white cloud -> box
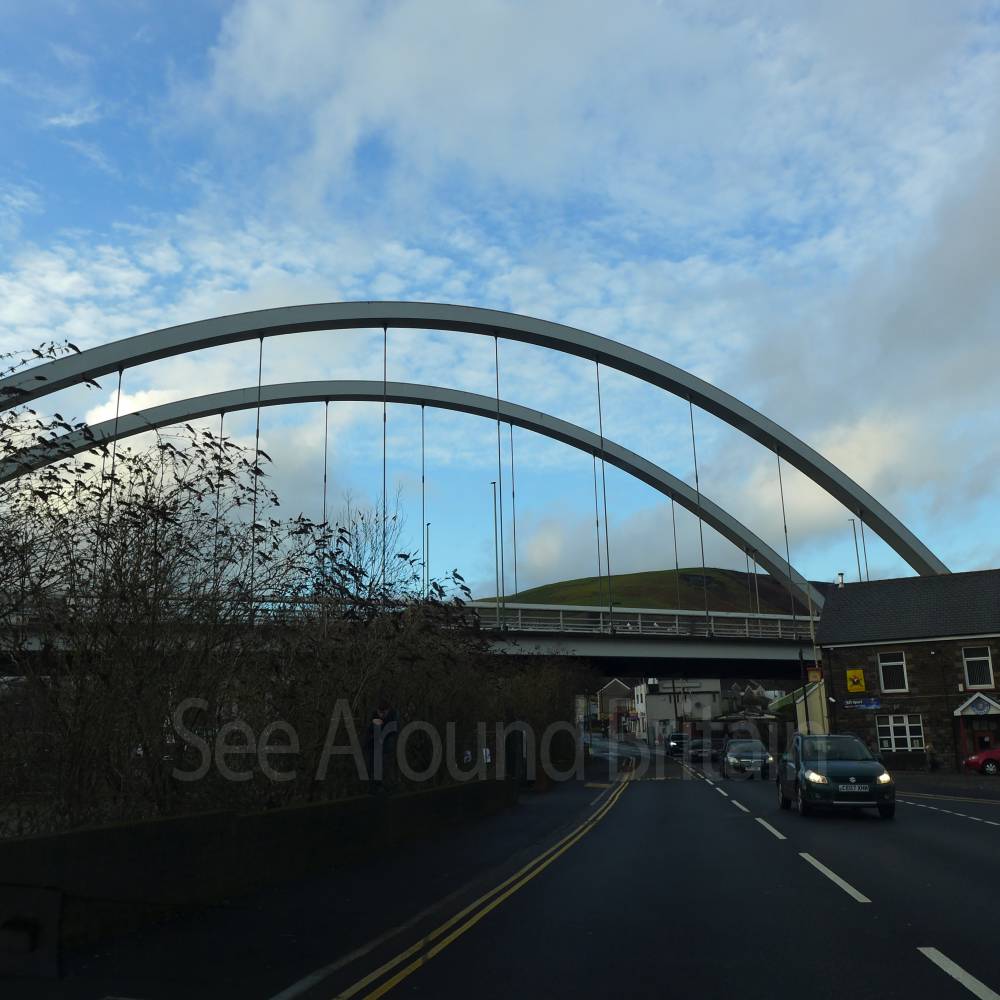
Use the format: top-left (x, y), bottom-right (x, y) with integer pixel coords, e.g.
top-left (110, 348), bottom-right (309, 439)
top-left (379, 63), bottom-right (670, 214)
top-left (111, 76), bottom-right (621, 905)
top-left (44, 102), bottom-right (101, 128)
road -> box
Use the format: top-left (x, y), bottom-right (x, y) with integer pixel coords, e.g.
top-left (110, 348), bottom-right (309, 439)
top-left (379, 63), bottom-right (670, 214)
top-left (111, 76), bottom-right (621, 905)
top-left (10, 740), bottom-right (1000, 999)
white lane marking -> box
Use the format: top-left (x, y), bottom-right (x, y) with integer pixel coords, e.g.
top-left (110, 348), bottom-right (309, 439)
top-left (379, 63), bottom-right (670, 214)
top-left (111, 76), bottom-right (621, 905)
top-left (799, 853), bottom-right (871, 904)
top-left (705, 779), bottom-right (715, 786)
top-left (756, 818), bottom-right (787, 840)
top-left (731, 800), bottom-right (750, 813)
top-left (968, 816), bottom-right (984, 822)
top-left (715, 787), bottom-right (729, 797)
top-left (986, 821), bottom-right (1000, 827)
top-left (918, 947), bottom-right (1000, 999)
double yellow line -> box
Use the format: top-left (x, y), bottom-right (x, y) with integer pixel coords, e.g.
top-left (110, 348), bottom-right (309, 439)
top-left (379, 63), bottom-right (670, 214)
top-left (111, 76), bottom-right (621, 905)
top-left (334, 776), bottom-right (632, 999)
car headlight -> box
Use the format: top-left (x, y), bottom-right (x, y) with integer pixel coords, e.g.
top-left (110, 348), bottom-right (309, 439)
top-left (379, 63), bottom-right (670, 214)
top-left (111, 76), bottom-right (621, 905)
top-left (804, 769), bottom-right (828, 785)
top-left (727, 755), bottom-right (739, 765)
top-left (877, 771), bottom-right (893, 784)
top-left (767, 754), bottom-right (775, 763)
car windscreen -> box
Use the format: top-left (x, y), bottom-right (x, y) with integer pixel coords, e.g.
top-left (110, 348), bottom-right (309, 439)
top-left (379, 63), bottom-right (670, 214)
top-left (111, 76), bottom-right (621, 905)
top-left (801, 737), bottom-right (873, 761)
top-left (727, 741), bottom-right (766, 753)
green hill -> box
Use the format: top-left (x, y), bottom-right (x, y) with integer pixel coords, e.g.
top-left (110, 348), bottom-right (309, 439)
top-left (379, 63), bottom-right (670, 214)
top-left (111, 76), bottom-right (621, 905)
top-left (481, 567), bottom-right (818, 615)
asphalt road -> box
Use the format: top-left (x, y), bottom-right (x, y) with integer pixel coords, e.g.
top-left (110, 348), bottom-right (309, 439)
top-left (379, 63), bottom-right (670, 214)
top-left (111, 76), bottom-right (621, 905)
top-left (8, 741), bottom-right (1000, 999)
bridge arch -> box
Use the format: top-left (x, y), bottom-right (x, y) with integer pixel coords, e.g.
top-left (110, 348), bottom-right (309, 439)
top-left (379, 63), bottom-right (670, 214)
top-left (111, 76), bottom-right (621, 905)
top-left (0, 301), bottom-right (948, 577)
top-left (0, 379), bottom-right (826, 610)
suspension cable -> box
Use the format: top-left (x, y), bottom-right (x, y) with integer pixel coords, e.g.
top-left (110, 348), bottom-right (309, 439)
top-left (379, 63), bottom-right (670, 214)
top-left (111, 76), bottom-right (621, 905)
top-left (848, 517), bottom-right (862, 581)
top-left (250, 337), bottom-right (263, 622)
top-left (213, 410), bottom-right (225, 588)
top-left (745, 549), bottom-right (753, 635)
top-left (592, 453), bottom-right (603, 600)
top-left (107, 367), bottom-right (123, 519)
top-left (688, 398), bottom-right (710, 628)
top-left (421, 404), bottom-right (426, 598)
top-left (322, 400), bottom-right (330, 531)
top-left (670, 496), bottom-right (681, 631)
top-left (509, 423), bottom-right (519, 598)
top-left (322, 400), bottom-right (330, 593)
top-left (776, 448), bottom-right (809, 730)
top-left (382, 326), bottom-right (387, 597)
top-left (595, 361), bottom-right (613, 627)
top-left (752, 550), bottom-right (762, 634)
top-left (494, 338), bottom-right (506, 610)
top-left (859, 513), bottom-right (871, 581)
top-left (775, 449), bottom-right (798, 626)
top-left (101, 367), bottom-right (124, 579)
top-left (491, 480), bottom-right (500, 627)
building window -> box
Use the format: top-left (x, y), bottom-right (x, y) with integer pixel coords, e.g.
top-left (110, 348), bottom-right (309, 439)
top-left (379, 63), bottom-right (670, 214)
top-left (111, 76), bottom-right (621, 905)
top-left (878, 651), bottom-right (908, 693)
top-left (963, 647), bottom-right (994, 689)
top-left (876, 714), bottom-right (924, 751)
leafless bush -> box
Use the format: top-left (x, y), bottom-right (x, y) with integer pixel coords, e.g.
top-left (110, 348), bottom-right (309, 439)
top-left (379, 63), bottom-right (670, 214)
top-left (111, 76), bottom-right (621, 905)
top-left (0, 346), bottom-right (595, 837)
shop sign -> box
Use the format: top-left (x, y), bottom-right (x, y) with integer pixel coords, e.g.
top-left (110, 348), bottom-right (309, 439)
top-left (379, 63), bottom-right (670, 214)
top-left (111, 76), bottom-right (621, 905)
top-left (846, 669), bottom-right (866, 693)
top-left (844, 697), bottom-right (881, 710)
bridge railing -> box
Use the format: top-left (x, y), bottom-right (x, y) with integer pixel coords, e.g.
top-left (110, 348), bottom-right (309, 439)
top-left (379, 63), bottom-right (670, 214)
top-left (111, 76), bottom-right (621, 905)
top-left (465, 602), bottom-right (818, 642)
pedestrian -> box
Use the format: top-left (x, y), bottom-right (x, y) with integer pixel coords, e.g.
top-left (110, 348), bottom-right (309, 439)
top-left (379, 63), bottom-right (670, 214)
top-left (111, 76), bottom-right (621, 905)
top-left (926, 741), bottom-right (939, 772)
top-left (366, 696), bottom-right (399, 794)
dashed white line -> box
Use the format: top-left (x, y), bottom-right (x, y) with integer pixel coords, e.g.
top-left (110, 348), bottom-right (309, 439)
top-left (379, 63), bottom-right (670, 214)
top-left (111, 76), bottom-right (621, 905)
top-left (918, 947), bottom-right (1000, 999)
top-left (985, 821), bottom-right (1000, 827)
top-left (755, 818), bottom-right (787, 840)
top-left (715, 787), bottom-right (729, 797)
top-left (705, 779), bottom-right (715, 786)
top-left (799, 853), bottom-right (871, 903)
top-left (731, 800), bottom-right (750, 814)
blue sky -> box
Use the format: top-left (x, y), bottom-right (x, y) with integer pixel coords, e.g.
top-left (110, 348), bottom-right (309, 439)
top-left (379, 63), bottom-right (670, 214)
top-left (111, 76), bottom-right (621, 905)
top-left (3, 0), bottom-right (1000, 599)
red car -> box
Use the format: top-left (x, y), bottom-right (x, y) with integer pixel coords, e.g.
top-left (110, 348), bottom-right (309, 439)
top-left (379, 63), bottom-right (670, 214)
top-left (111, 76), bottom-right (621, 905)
top-left (964, 749), bottom-right (1000, 775)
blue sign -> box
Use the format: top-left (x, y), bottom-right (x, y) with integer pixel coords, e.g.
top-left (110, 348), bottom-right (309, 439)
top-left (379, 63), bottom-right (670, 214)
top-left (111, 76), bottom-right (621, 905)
top-left (844, 697), bottom-right (881, 710)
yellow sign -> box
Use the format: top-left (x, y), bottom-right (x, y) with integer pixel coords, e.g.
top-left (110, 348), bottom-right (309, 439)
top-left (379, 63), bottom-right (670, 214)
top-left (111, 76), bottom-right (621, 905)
top-left (846, 669), bottom-right (866, 693)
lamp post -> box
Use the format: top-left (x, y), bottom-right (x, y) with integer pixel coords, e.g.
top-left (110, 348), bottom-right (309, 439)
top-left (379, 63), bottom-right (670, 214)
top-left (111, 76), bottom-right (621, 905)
top-left (424, 521), bottom-right (430, 598)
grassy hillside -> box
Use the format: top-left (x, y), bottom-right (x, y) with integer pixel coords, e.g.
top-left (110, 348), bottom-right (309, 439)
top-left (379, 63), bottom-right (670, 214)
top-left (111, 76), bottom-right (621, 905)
top-left (480, 567), bottom-right (818, 615)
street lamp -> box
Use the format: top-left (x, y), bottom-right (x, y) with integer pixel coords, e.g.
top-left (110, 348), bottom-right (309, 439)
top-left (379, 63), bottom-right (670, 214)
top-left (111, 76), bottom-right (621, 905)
top-left (424, 521), bottom-right (431, 598)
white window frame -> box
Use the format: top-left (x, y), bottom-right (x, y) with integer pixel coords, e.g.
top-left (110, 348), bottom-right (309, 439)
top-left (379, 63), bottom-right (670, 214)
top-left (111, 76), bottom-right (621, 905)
top-left (962, 646), bottom-right (995, 690)
top-left (876, 713), bottom-right (924, 752)
top-left (878, 651), bottom-right (909, 693)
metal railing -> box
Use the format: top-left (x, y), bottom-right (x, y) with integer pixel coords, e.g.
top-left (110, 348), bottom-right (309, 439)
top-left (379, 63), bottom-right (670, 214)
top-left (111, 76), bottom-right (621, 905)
top-left (465, 602), bottom-right (817, 641)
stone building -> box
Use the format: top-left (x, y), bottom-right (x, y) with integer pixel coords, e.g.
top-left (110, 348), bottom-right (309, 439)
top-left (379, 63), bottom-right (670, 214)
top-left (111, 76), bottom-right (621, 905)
top-left (817, 568), bottom-right (1000, 772)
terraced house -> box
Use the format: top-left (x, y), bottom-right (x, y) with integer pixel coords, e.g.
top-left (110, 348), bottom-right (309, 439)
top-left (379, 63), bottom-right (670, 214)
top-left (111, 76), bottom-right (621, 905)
top-left (817, 569), bottom-right (1000, 772)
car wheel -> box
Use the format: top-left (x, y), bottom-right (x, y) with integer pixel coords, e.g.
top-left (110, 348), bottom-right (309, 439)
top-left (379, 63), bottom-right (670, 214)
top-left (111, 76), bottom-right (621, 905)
top-left (878, 803), bottom-right (895, 820)
top-left (983, 760), bottom-right (999, 776)
top-left (796, 783), bottom-right (812, 817)
top-left (778, 780), bottom-right (791, 810)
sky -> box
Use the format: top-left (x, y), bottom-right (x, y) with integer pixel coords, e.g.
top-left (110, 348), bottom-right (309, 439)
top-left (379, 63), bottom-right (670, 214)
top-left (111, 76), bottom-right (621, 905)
top-left (2, 0), bottom-right (1000, 601)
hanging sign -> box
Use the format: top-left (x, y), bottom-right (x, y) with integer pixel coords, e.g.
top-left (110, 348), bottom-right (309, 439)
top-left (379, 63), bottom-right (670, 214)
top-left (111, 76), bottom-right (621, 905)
top-left (846, 669), bottom-right (866, 693)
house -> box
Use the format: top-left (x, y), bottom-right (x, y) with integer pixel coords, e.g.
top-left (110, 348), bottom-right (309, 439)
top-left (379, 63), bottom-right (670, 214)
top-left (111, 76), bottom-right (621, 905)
top-left (633, 678), bottom-right (723, 744)
top-left (817, 568), bottom-right (1000, 771)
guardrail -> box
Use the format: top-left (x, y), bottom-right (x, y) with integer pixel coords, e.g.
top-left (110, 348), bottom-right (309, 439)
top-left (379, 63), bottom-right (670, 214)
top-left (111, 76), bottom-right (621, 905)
top-left (465, 602), bottom-right (818, 641)
top-left (1, 596), bottom-right (819, 642)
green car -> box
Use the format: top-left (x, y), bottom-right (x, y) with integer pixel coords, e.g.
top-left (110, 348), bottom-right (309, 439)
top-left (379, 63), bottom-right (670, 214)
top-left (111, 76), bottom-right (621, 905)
top-left (776, 734), bottom-right (895, 820)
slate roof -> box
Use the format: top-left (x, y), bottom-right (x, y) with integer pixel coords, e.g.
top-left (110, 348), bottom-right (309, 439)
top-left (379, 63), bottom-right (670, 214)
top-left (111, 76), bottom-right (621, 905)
top-left (816, 569), bottom-right (1000, 646)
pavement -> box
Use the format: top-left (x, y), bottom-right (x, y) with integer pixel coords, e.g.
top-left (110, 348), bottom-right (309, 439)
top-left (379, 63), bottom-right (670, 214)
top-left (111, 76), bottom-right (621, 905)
top-left (6, 738), bottom-right (1000, 999)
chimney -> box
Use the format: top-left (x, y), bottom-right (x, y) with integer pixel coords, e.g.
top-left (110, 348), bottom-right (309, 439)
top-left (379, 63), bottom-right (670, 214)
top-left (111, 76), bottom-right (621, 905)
top-left (837, 572), bottom-right (845, 588)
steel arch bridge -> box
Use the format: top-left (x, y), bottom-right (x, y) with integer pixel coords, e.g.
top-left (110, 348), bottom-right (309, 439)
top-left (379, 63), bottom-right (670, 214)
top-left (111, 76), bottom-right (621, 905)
top-left (0, 301), bottom-right (949, 608)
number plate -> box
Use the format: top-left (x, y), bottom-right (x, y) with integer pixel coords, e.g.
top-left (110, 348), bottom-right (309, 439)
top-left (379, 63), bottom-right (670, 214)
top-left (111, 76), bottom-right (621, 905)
top-left (837, 784), bottom-right (870, 792)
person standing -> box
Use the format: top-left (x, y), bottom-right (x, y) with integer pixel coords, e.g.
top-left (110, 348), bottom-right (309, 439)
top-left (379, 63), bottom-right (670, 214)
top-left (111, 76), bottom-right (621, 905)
top-left (366, 697), bottom-right (399, 794)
